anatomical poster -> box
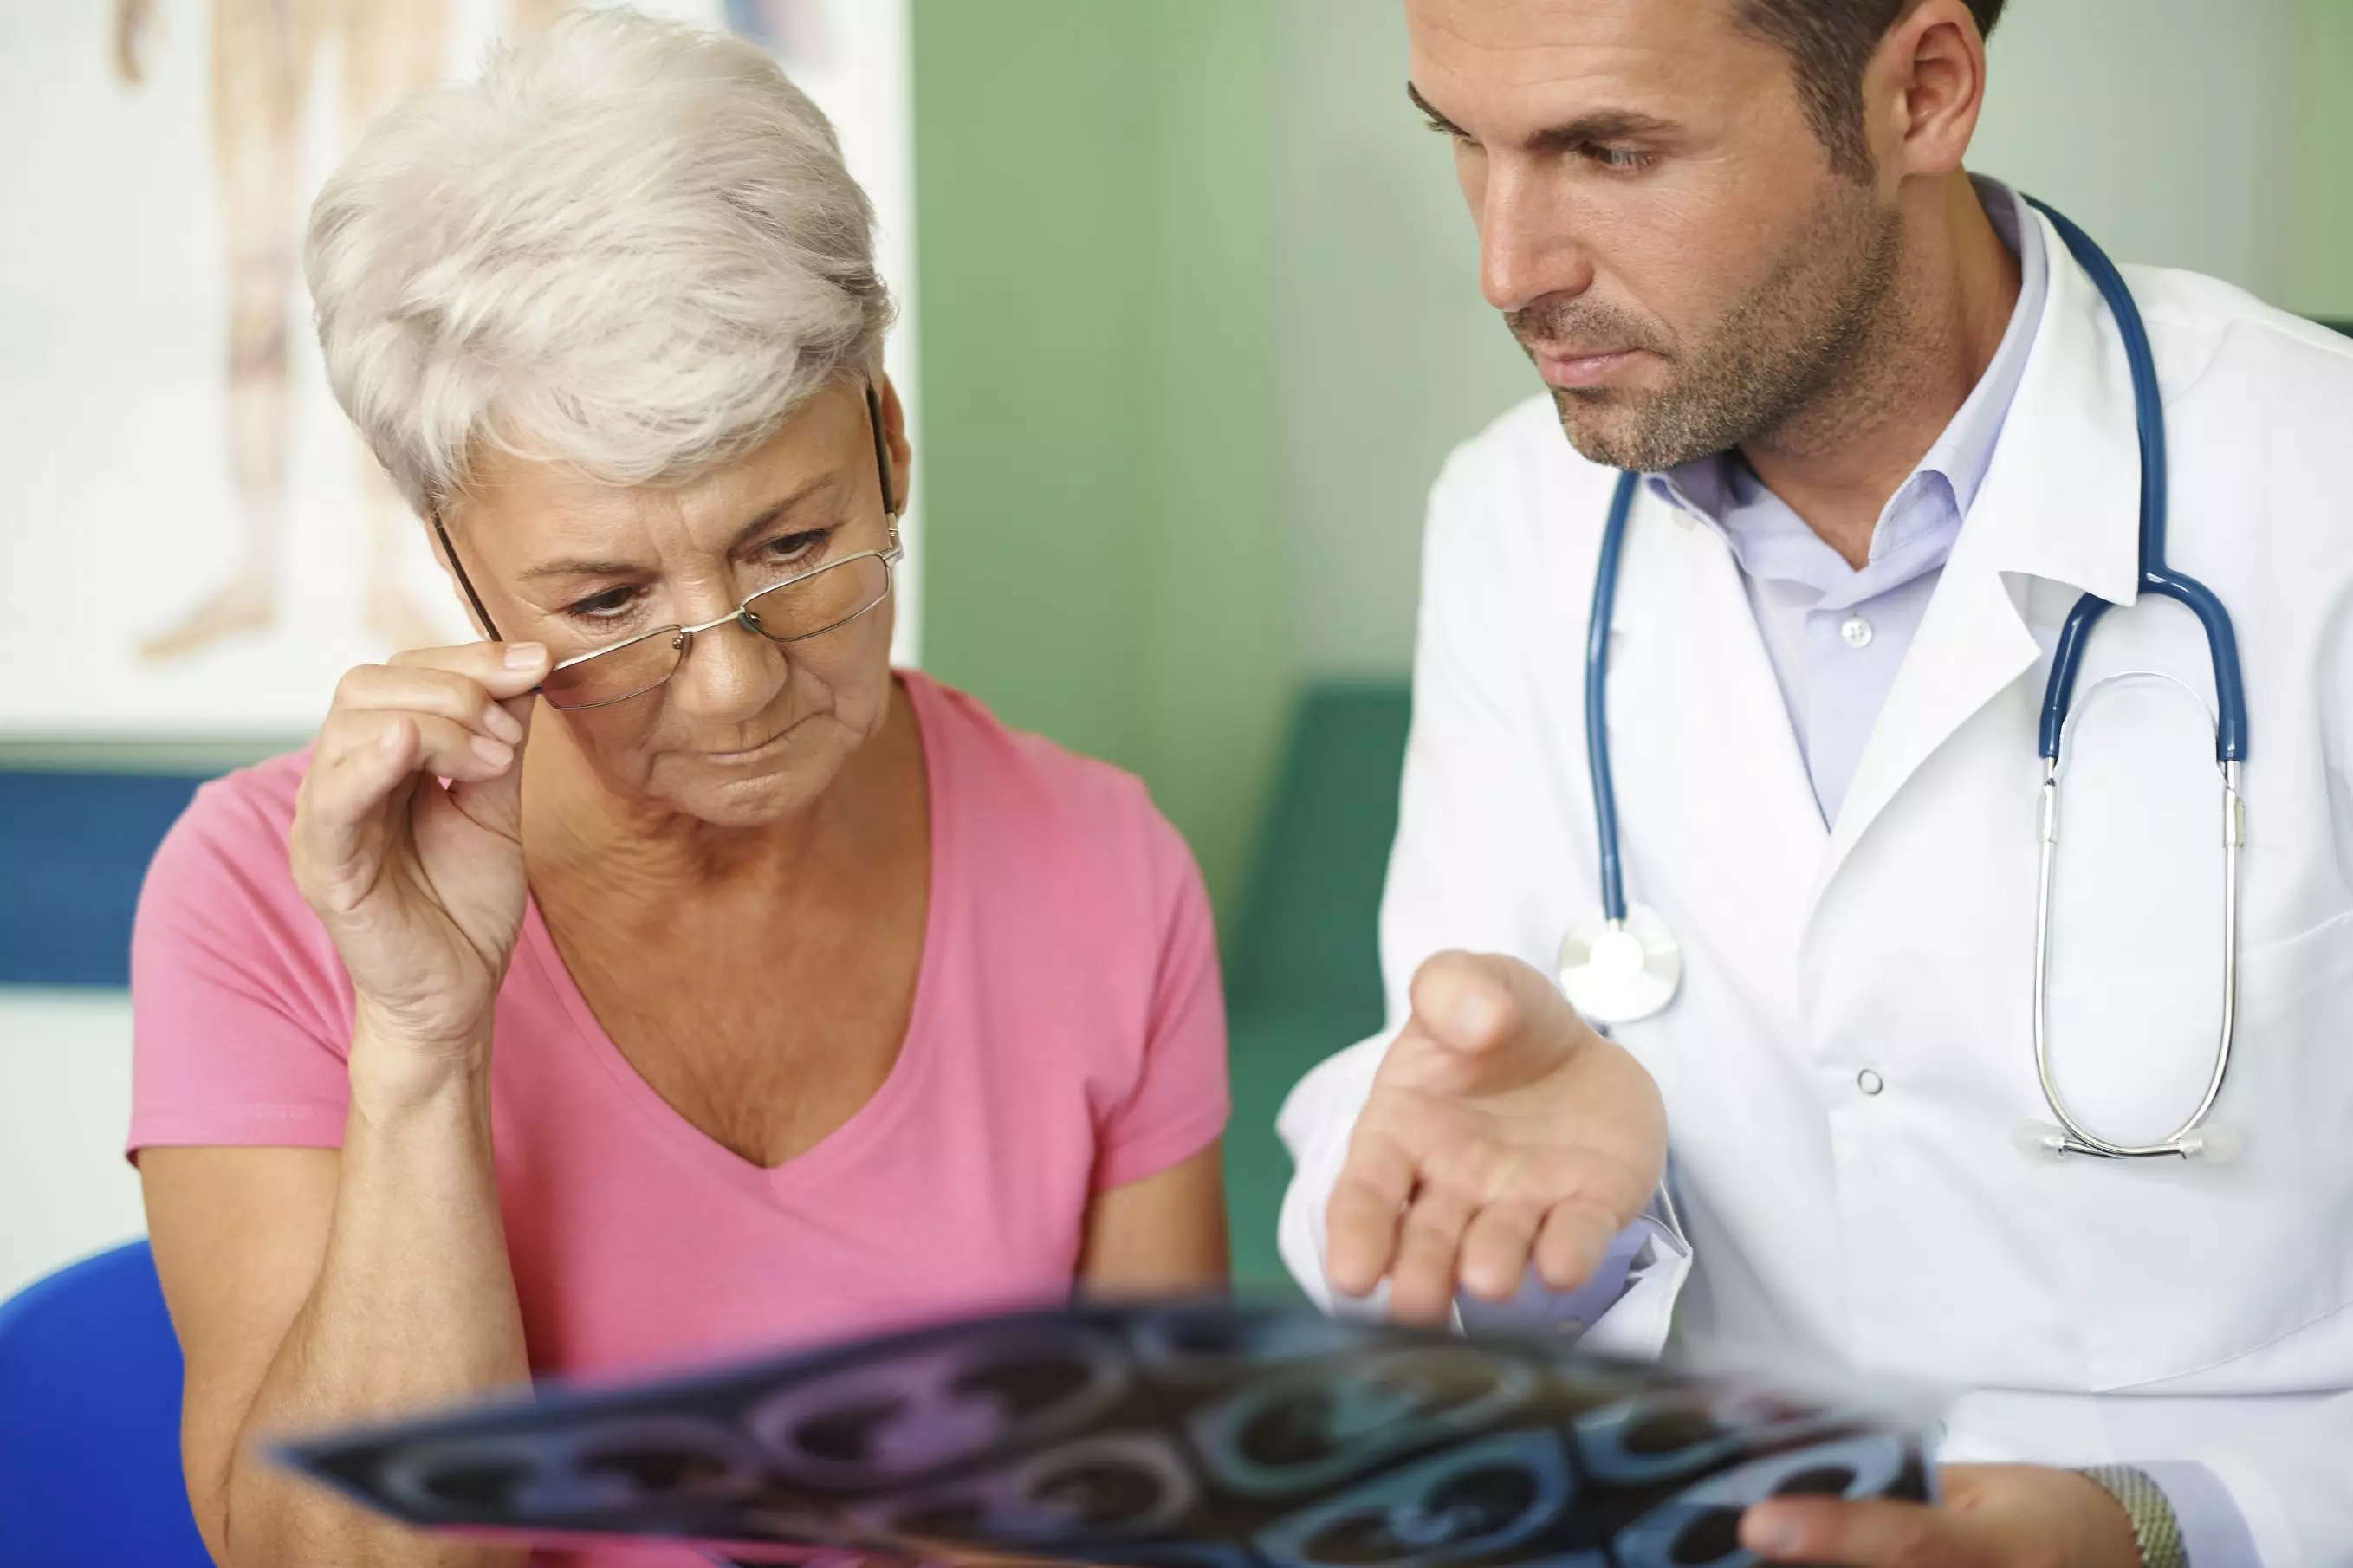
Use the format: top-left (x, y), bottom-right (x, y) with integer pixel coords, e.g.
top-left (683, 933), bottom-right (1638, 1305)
top-left (0, 0), bottom-right (915, 739)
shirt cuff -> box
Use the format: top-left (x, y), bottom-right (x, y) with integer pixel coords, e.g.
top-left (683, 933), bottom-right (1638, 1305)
top-left (2136, 1461), bottom-right (2262, 1568)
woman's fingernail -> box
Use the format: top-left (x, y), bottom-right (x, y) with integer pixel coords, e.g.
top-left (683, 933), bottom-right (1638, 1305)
top-left (484, 705), bottom-right (525, 744)
top-left (504, 641), bottom-right (548, 670)
top-left (472, 735), bottom-right (515, 768)
top-left (1740, 1506), bottom-right (1804, 1557)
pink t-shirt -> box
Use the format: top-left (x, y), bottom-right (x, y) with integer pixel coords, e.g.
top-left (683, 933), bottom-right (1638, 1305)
top-left (129, 671), bottom-right (1228, 1565)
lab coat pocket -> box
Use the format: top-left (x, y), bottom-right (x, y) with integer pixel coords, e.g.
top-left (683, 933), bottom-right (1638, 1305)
top-left (2067, 906), bottom-right (2353, 1394)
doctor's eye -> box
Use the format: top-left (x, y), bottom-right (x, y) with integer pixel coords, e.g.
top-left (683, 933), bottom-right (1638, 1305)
top-left (1581, 143), bottom-right (1656, 173)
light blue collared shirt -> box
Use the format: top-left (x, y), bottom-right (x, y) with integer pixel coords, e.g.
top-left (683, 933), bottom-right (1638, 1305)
top-left (1648, 177), bottom-right (2044, 826)
top-left (1605, 180), bottom-right (2256, 1561)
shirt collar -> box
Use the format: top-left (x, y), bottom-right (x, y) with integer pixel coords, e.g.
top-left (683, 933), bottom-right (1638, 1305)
top-left (1647, 177), bottom-right (2050, 562)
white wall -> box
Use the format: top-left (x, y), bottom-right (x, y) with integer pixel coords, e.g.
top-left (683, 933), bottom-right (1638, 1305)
top-left (1274, 0), bottom-right (2317, 678)
top-left (0, 992), bottom-right (146, 1304)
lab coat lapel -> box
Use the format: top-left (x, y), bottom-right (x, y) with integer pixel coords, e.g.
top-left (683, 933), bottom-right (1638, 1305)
top-left (1813, 204), bottom-right (2144, 904)
top-left (1611, 484), bottom-right (1826, 949)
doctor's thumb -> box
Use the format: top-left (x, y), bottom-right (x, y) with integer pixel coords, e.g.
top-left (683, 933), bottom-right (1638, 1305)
top-left (1409, 951), bottom-right (1568, 1059)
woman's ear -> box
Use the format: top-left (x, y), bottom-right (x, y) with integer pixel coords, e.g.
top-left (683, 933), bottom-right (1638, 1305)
top-left (874, 373), bottom-right (913, 516)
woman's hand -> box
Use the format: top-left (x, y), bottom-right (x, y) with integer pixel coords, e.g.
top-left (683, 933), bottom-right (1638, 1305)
top-left (292, 642), bottom-right (553, 1081)
top-left (1740, 1464), bottom-right (2144, 1567)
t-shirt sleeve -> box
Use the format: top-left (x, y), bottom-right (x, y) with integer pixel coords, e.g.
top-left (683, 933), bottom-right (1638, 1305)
top-left (1092, 808), bottom-right (1231, 1191)
top-left (127, 767), bottom-right (355, 1158)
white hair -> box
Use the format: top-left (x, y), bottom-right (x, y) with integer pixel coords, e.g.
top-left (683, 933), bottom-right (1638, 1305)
top-left (305, 6), bottom-right (893, 515)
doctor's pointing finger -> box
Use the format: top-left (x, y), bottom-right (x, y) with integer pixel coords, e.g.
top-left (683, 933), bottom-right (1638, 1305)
top-left (1279, 0), bottom-right (2353, 1563)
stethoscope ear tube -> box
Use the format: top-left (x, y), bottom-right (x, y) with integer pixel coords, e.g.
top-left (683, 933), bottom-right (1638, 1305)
top-left (2026, 196), bottom-right (2249, 768)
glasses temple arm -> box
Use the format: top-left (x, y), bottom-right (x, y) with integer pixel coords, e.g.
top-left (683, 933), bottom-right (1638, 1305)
top-left (431, 510), bottom-right (506, 643)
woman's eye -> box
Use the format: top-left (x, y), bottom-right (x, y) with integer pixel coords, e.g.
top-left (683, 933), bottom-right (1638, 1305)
top-left (762, 529), bottom-right (832, 567)
top-left (564, 586), bottom-right (639, 621)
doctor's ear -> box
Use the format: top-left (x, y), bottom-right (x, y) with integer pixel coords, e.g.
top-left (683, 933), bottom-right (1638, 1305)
top-left (1863, 0), bottom-right (1991, 185)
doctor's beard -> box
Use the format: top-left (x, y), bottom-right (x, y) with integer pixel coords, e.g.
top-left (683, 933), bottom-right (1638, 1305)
top-left (1512, 178), bottom-right (1904, 476)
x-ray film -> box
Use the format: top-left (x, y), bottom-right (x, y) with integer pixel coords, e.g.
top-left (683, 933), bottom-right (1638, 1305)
top-left (275, 1299), bottom-right (1936, 1568)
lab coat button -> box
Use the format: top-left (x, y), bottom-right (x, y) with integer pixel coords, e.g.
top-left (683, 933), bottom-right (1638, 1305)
top-left (1840, 614), bottom-right (1876, 649)
top-left (1857, 1068), bottom-right (1885, 1096)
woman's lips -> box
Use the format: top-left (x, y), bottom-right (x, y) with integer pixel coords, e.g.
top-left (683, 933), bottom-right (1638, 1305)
top-left (1534, 347), bottom-right (1644, 388)
top-left (697, 727), bottom-right (796, 763)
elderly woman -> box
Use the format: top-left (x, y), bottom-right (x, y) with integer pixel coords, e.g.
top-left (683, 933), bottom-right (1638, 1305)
top-left (127, 14), bottom-right (1229, 1566)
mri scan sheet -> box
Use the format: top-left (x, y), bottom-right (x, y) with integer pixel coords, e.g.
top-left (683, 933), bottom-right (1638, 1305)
top-left (275, 1299), bottom-right (1937, 1568)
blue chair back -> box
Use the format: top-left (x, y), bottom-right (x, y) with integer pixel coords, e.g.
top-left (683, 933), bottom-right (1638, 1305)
top-left (0, 1241), bottom-right (211, 1568)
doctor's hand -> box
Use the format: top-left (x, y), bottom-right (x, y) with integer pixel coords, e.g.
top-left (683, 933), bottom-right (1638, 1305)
top-left (1324, 950), bottom-right (1667, 1323)
top-left (1741, 1464), bottom-right (2142, 1568)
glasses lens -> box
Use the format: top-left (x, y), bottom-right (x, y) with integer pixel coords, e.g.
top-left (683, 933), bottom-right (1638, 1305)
top-left (742, 554), bottom-right (891, 644)
top-left (540, 630), bottom-right (684, 710)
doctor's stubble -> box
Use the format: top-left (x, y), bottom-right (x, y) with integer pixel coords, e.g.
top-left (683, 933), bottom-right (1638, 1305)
top-left (1511, 169), bottom-right (1908, 476)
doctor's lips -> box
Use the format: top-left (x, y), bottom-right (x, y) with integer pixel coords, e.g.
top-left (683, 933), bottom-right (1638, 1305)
top-left (1509, 325), bottom-right (1661, 388)
top-left (1507, 302), bottom-right (1665, 389)
top-left (1533, 347), bottom-right (1650, 388)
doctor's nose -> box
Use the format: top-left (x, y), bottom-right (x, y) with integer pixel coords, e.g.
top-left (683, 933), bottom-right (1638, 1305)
top-left (1477, 166), bottom-right (1594, 314)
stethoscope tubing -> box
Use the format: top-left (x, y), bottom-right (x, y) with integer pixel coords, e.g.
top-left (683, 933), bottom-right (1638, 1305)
top-left (1580, 199), bottom-right (2249, 1159)
top-left (1586, 471), bottom-right (1643, 928)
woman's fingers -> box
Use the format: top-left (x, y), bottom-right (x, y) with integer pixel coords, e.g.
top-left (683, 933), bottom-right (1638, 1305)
top-left (386, 639), bottom-right (550, 701)
top-left (319, 705), bottom-right (514, 787)
top-left (332, 658), bottom-right (545, 746)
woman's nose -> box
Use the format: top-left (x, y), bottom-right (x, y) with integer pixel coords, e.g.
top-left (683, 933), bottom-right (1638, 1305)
top-left (667, 613), bottom-right (788, 719)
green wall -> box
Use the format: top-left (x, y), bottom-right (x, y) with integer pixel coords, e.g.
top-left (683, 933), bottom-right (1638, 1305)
top-left (911, 3), bottom-right (1293, 919)
top-left (2291, 0), bottom-right (2353, 319)
top-left (913, 1), bottom-right (2353, 914)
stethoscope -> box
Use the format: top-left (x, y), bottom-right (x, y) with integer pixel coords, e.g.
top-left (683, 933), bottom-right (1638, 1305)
top-left (1559, 199), bottom-right (2251, 1163)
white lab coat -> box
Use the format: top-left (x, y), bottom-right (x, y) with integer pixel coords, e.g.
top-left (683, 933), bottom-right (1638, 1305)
top-left (1277, 205), bottom-right (2353, 1565)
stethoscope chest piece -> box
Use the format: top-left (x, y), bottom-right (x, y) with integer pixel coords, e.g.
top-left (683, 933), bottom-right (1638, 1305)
top-left (1559, 903), bottom-right (1682, 1027)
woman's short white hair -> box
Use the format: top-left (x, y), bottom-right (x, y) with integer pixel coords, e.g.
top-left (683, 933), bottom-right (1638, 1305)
top-left (306, 6), bottom-right (892, 516)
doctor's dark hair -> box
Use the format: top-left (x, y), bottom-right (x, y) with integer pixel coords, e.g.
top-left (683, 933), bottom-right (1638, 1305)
top-left (1737, 0), bottom-right (2007, 179)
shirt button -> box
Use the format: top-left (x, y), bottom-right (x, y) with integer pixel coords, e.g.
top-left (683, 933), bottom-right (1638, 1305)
top-left (1857, 1068), bottom-right (1886, 1097)
top-left (1839, 614), bottom-right (1876, 649)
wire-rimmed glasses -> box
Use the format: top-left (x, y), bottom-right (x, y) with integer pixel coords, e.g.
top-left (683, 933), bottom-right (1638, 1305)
top-left (430, 383), bottom-right (903, 712)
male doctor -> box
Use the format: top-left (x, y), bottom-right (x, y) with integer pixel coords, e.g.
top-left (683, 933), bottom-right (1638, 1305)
top-left (1276, 1), bottom-right (2353, 1565)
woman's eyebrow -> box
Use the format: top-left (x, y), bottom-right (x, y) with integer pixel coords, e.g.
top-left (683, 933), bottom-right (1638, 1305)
top-left (518, 554), bottom-right (643, 583)
top-left (723, 473), bottom-right (844, 554)
top-left (516, 475), bottom-right (848, 582)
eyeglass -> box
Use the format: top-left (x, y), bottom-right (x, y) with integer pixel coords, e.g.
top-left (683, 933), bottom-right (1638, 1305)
top-left (431, 383), bottom-right (904, 712)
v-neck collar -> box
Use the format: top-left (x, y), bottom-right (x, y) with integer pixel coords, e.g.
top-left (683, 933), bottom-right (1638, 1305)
top-left (519, 671), bottom-right (953, 1202)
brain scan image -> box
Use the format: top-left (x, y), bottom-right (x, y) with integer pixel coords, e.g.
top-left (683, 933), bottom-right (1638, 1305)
top-left (275, 1299), bottom-right (1935, 1565)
